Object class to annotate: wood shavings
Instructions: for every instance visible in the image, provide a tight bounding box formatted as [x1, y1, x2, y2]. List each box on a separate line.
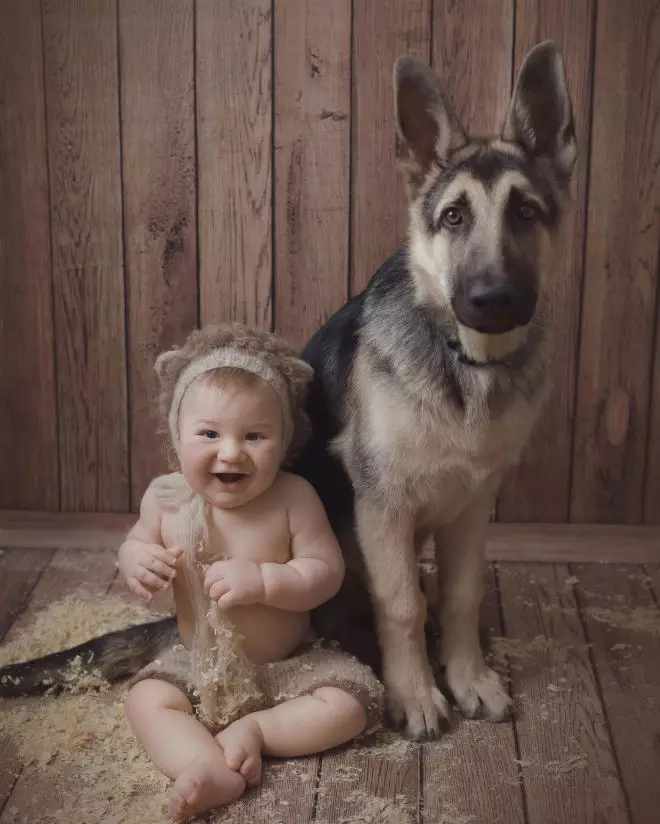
[317, 790, 413, 824]
[354, 730, 414, 760]
[586, 605, 660, 636]
[0, 592, 172, 667]
[0, 689, 170, 824]
[489, 635, 572, 668]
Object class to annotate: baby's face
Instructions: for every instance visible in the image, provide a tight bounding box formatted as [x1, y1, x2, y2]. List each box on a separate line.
[178, 377, 284, 509]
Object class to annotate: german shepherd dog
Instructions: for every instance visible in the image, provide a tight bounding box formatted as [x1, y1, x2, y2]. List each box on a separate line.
[0, 42, 576, 743]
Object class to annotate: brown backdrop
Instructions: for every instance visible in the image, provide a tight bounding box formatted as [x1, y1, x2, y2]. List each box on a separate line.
[1, 0, 658, 522]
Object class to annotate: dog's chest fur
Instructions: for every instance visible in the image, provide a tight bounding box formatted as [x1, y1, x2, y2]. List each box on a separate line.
[334, 339, 544, 525]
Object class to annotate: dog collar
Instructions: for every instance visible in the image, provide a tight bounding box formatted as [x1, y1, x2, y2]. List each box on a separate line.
[445, 336, 509, 368]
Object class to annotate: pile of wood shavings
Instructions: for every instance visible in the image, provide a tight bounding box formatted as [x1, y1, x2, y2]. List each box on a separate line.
[0, 690, 170, 824]
[488, 635, 572, 668]
[0, 592, 172, 666]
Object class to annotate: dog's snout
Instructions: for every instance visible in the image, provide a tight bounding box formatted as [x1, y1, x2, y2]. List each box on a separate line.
[452, 274, 536, 334]
[468, 281, 514, 312]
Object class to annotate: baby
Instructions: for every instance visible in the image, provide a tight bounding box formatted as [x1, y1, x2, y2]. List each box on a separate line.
[117, 324, 383, 822]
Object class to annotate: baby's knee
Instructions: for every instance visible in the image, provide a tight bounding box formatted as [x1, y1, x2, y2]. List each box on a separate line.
[125, 678, 192, 719]
[312, 687, 367, 730]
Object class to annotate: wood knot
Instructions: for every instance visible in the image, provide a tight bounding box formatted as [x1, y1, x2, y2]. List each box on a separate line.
[605, 387, 630, 446]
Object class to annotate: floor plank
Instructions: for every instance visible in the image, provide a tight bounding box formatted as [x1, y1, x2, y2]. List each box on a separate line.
[498, 563, 629, 824]
[0, 548, 54, 642]
[422, 566, 525, 824]
[0, 548, 123, 820]
[574, 563, 660, 824]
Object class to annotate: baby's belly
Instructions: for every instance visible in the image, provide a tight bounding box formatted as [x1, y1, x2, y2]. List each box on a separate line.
[230, 605, 311, 664]
[177, 604, 311, 665]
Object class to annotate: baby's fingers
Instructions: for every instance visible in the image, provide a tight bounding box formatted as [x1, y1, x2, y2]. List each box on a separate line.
[209, 580, 230, 601]
[128, 577, 153, 602]
[137, 568, 170, 591]
[146, 556, 177, 581]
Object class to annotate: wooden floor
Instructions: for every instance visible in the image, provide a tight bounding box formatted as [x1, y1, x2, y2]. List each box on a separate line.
[1, 542, 660, 823]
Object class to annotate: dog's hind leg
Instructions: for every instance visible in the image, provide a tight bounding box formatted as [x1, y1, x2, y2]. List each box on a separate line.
[434, 483, 511, 722]
[355, 498, 451, 741]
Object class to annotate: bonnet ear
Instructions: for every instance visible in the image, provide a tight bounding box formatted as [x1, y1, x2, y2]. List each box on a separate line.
[154, 349, 180, 380]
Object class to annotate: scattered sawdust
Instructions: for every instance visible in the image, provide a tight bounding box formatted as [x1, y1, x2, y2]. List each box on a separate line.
[317, 790, 413, 824]
[354, 730, 415, 760]
[489, 635, 572, 668]
[586, 605, 660, 637]
[0, 591, 172, 667]
[0, 689, 169, 824]
[545, 753, 589, 779]
[564, 575, 579, 587]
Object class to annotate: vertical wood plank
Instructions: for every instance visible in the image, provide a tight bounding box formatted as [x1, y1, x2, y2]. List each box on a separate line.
[433, 0, 514, 135]
[423, 566, 525, 824]
[644, 279, 660, 524]
[498, 0, 596, 522]
[0, 1, 59, 510]
[119, 0, 197, 509]
[570, 0, 660, 523]
[273, 0, 351, 348]
[43, 0, 129, 512]
[350, 0, 430, 296]
[197, 0, 272, 329]
[575, 563, 660, 824]
[499, 563, 629, 823]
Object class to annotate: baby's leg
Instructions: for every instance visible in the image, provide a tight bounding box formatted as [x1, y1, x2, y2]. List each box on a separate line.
[217, 687, 366, 775]
[125, 679, 245, 822]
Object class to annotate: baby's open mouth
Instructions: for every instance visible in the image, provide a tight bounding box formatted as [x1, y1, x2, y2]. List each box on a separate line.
[215, 473, 247, 485]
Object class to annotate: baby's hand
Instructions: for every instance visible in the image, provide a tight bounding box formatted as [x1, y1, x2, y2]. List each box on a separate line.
[204, 559, 266, 609]
[117, 540, 182, 602]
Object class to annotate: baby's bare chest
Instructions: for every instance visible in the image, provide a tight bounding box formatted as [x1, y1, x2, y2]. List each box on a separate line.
[161, 505, 292, 566]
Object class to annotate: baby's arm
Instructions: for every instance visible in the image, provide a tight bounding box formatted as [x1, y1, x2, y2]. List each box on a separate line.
[259, 476, 344, 612]
[117, 483, 182, 601]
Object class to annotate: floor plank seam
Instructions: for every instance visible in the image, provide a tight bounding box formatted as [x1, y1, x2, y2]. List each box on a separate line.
[641, 564, 659, 607]
[568, 561, 635, 824]
[493, 561, 531, 824]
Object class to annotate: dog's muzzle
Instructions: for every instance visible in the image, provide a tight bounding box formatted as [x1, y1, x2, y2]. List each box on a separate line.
[451, 277, 537, 335]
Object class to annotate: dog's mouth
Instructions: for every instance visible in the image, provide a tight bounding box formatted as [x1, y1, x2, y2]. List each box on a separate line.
[214, 473, 248, 485]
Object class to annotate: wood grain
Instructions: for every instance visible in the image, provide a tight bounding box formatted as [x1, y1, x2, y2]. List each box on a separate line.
[0, 0, 58, 510]
[433, 0, 514, 135]
[499, 563, 629, 823]
[570, 0, 660, 523]
[423, 566, 525, 824]
[498, 0, 595, 522]
[273, 0, 351, 347]
[197, 0, 272, 329]
[43, 0, 128, 512]
[575, 563, 660, 824]
[119, 0, 198, 509]
[349, 0, 431, 296]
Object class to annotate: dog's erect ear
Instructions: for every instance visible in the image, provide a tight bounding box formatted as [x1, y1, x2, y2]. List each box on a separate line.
[394, 56, 467, 197]
[502, 41, 577, 179]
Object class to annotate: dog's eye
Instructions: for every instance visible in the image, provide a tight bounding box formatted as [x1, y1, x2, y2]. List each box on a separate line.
[517, 202, 538, 221]
[441, 207, 463, 228]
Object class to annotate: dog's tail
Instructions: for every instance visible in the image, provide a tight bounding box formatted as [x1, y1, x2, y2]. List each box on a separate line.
[0, 616, 179, 697]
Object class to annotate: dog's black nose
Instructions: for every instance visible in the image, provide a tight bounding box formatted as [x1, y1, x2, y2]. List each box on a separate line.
[452, 278, 535, 334]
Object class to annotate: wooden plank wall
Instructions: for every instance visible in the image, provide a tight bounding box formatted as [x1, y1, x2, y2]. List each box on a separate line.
[0, 0, 658, 523]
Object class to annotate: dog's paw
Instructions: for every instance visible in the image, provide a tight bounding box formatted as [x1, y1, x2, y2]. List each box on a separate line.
[446, 663, 512, 722]
[387, 685, 452, 741]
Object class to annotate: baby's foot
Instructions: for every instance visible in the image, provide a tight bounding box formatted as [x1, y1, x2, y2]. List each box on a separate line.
[168, 756, 246, 822]
[216, 716, 264, 787]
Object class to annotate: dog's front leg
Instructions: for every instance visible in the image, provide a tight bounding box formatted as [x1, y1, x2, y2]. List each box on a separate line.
[434, 484, 511, 722]
[355, 497, 451, 740]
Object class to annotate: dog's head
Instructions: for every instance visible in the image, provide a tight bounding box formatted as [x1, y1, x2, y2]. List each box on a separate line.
[395, 42, 577, 363]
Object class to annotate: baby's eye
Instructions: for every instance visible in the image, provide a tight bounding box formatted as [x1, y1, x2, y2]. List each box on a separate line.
[245, 432, 262, 442]
[201, 430, 218, 440]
